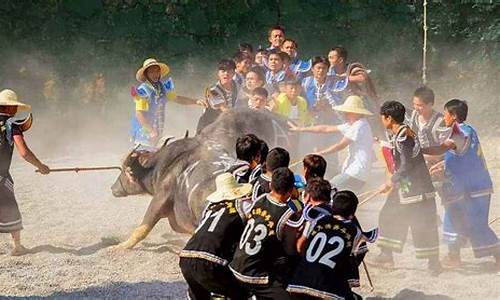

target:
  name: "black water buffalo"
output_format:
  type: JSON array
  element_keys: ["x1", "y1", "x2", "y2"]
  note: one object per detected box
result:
[{"x1": 110, "y1": 109, "x2": 293, "y2": 249}]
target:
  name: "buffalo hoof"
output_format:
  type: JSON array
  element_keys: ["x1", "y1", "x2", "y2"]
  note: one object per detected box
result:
[{"x1": 109, "y1": 242, "x2": 134, "y2": 251}]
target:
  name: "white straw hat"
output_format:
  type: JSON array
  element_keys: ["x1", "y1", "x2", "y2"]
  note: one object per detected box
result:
[
  {"x1": 333, "y1": 95, "x2": 373, "y2": 116},
  {"x1": 206, "y1": 173, "x2": 252, "y2": 203},
  {"x1": 0, "y1": 89, "x2": 31, "y2": 112},
  {"x1": 136, "y1": 58, "x2": 170, "y2": 82}
]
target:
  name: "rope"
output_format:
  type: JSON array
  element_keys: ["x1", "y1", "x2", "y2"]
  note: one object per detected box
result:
[{"x1": 422, "y1": 0, "x2": 428, "y2": 85}]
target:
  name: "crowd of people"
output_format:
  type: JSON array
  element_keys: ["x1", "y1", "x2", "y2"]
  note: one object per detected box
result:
[
  {"x1": 125, "y1": 25, "x2": 499, "y2": 299},
  {"x1": 0, "y1": 23, "x2": 498, "y2": 300}
]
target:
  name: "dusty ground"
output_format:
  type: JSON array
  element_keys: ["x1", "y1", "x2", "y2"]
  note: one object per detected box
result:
[{"x1": 1, "y1": 106, "x2": 499, "y2": 299}]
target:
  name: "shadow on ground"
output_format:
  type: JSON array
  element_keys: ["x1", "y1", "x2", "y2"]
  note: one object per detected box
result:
[
  {"x1": 367, "y1": 288, "x2": 454, "y2": 300},
  {"x1": 1, "y1": 280, "x2": 187, "y2": 299}
]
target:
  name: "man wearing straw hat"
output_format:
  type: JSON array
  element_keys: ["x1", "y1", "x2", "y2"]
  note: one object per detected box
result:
[
  {"x1": 289, "y1": 95, "x2": 374, "y2": 191},
  {"x1": 131, "y1": 58, "x2": 205, "y2": 150},
  {"x1": 0, "y1": 89, "x2": 50, "y2": 256},
  {"x1": 179, "y1": 173, "x2": 252, "y2": 299}
]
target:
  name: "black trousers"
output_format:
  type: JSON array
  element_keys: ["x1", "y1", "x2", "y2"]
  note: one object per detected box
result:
[
  {"x1": 240, "y1": 280, "x2": 291, "y2": 300},
  {"x1": 290, "y1": 290, "x2": 362, "y2": 300},
  {"x1": 179, "y1": 257, "x2": 248, "y2": 300},
  {"x1": 378, "y1": 191, "x2": 440, "y2": 259}
]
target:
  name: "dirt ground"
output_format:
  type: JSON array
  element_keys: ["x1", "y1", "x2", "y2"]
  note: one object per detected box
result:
[{"x1": 1, "y1": 106, "x2": 499, "y2": 299}]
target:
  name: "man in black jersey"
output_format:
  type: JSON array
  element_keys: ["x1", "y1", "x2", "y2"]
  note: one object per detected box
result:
[
  {"x1": 179, "y1": 173, "x2": 252, "y2": 300},
  {"x1": 288, "y1": 189, "x2": 362, "y2": 300},
  {"x1": 230, "y1": 167, "x2": 298, "y2": 300},
  {"x1": 252, "y1": 147, "x2": 290, "y2": 202},
  {"x1": 249, "y1": 139, "x2": 269, "y2": 185},
  {"x1": 227, "y1": 134, "x2": 262, "y2": 184}
]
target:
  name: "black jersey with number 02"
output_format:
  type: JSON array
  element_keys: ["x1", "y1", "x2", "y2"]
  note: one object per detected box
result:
[
  {"x1": 180, "y1": 198, "x2": 247, "y2": 266},
  {"x1": 229, "y1": 193, "x2": 295, "y2": 285},
  {"x1": 287, "y1": 216, "x2": 361, "y2": 299}
]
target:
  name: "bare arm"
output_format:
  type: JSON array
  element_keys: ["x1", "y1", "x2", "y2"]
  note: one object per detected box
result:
[
  {"x1": 135, "y1": 111, "x2": 155, "y2": 134},
  {"x1": 172, "y1": 95, "x2": 206, "y2": 107},
  {"x1": 13, "y1": 135, "x2": 50, "y2": 174},
  {"x1": 422, "y1": 140, "x2": 455, "y2": 155},
  {"x1": 315, "y1": 137, "x2": 351, "y2": 156},
  {"x1": 348, "y1": 73, "x2": 366, "y2": 84},
  {"x1": 288, "y1": 121, "x2": 339, "y2": 133}
]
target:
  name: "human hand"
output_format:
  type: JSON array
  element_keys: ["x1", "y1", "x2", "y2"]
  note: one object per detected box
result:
[
  {"x1": 196, "y1": 98, "x2": 209, "y2": 108},
  {"x1": 379, "y1": 180, "x2": 393, "y2": 193},
  {"x1": 149, "y1": 129, "x2": 159, "y2": 139},
  {"x1": 37, "y1": 164, "x2": 50, "y2": 175},
  {"x1": 287, "y1": 121, "x2": 301, "y2": 132}
]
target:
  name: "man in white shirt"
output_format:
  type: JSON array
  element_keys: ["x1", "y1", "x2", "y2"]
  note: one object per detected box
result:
[{"x1": 289, "y1": 95, "x2": 374, "y2": 191}]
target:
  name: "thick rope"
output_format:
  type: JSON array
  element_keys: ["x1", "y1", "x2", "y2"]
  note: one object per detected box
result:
[{"x1": 422, "y1": 0, "x2": 428, "y2": 85}]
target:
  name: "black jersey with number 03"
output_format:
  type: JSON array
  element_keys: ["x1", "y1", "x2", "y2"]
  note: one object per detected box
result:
[
  {"x1": 287, "y1": 215, "x2": 361, "y2": 299},
  {"x1": 180, "y1": 198, "x2": 247, "y2": 266},
  {"x1": 229, "y1": 193, "x2": 295, "y2": 285}
]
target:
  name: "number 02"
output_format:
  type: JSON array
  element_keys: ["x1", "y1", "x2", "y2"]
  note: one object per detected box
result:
[{"x1": 306, "y1": 232, "x2": 344, "y2": 269}]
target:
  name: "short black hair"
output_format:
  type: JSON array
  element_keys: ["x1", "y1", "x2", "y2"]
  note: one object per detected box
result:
[
  {"x1": 252, "y1": 87, "x2": 268, "y2": 98},
  {"x1": 303, "y1": 154, "x2": 327, "y2": 180},
  {"x1": 256, "y1": 48, "x2": 268, "y2": 55},
  {"x1": 282, "y1": 38, "x2": 298, "y2": 49},
  {"x1": 305, "y1": 178, "x2": 331, "y2": 203},
  {"x1": 271, "y1": 167, "x2": 295, "y2": 195},
  {"x1": 284, "y1": 79, "x2": 300, "y2": 86},
  {"x1": 239, "y1": 42, "x2": 253, "y2": 54},
  {"x1": 330, "y1": 46, "x2": 348, "y2": 61},
  {"x1": 380, "y1": 101, "x2": 406, "y2": 124},
  {"x1": 444, "y1": 99, "x2": 468, "y2": 122},
  {"x1": 268, "y1": 48, "x2": 283, "y2": 59},
  {"x1": 259, "y1": 139, "x2": 269, "y2": 165},
  {"x1": 312, "y1": 56, "x2": 330, "y2": 68},
  {"x1": 233, "y1": 51, "x2": 252, "y2": 64},
  {"x1": 279, "y1": 51, "x2": 291, "y2": 63},
  {"x1": 268, "y1": 25, "x2": 285, "y2": 37},
  {"x1": 247, "y1": 66, "x2": 266, "y2": 83},
  {"x1": 331, "y1": 190, "x2": 358, "y2": 218},
  {"x1": 414, "y1": 86, "x2": 435, "y2": 105},
  {"x1": 218, "y1": 59, "x2": 236, "y2": 71},
  {"x1": 266, "y1": 147, "x2": 290, "y2": 172},
  {"x1": 236, "y1": 134, "x2": 261, "y2": 162}
]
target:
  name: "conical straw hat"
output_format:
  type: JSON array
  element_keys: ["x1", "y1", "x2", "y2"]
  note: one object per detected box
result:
[
  {"x1": 0, "y1": 89, "x2": 31, "y2": 112},
  {"x1": 333, "y1": 95, "x2": 373, "y2": 116},
  {"x1": 136, "y1": 58, "x2": 170, "y2": 82},
  {"x1": 206, "y1": 173, "x2": 252, "y2": 203}
]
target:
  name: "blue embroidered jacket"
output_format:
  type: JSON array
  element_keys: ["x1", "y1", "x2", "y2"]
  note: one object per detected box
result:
[
  {"x1": 130, "y1": 78, "x2": 175, "y2": 148},
  {"x1": 443, "y1": 123, "x2": 493, "y2": 202}
]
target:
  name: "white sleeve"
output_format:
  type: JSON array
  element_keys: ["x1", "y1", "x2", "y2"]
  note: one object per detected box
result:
[{"x1": 342, "y1": 122, "x2": 361, "y2": 142}]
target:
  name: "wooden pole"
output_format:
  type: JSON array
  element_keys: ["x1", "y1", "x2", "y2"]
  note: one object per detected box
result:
[
  {"x1": 36, "y1": 166, "x2": 122, "y2": 173},
  {"x1": 362, "y1": 261, "x2": 375, "y2": 292},
  {"x1": 422, "y1": 0, "x2": 428, "y2": 85}
]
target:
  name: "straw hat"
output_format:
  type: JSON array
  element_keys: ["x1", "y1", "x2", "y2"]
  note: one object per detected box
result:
[
  {"x1": 206, "y1": 173, "x2": 252, "y2": 203},
  {"x1": 136, "y1": 58, "x2": 170, "y2": 82},
  {"x1": 333, "y1": 95, "x2": 373, "y2": 116},
  {"x1": 0, "y1": 89, "x2": 31, "y2": 112}
]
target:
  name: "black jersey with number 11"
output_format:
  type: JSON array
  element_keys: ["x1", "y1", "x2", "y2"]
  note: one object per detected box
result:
[{"x1": 180, "y1": 198, "x2": 247, "y2": 266}]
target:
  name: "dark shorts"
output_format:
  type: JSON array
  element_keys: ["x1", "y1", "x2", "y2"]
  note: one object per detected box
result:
[{"x1": 0, "y1": 176, "x2": 23, "y2": 233}]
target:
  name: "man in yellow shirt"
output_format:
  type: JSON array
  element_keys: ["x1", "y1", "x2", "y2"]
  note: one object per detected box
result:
[{"x1": 273, "y1": 79, "x2": 311, "y2": 126}]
